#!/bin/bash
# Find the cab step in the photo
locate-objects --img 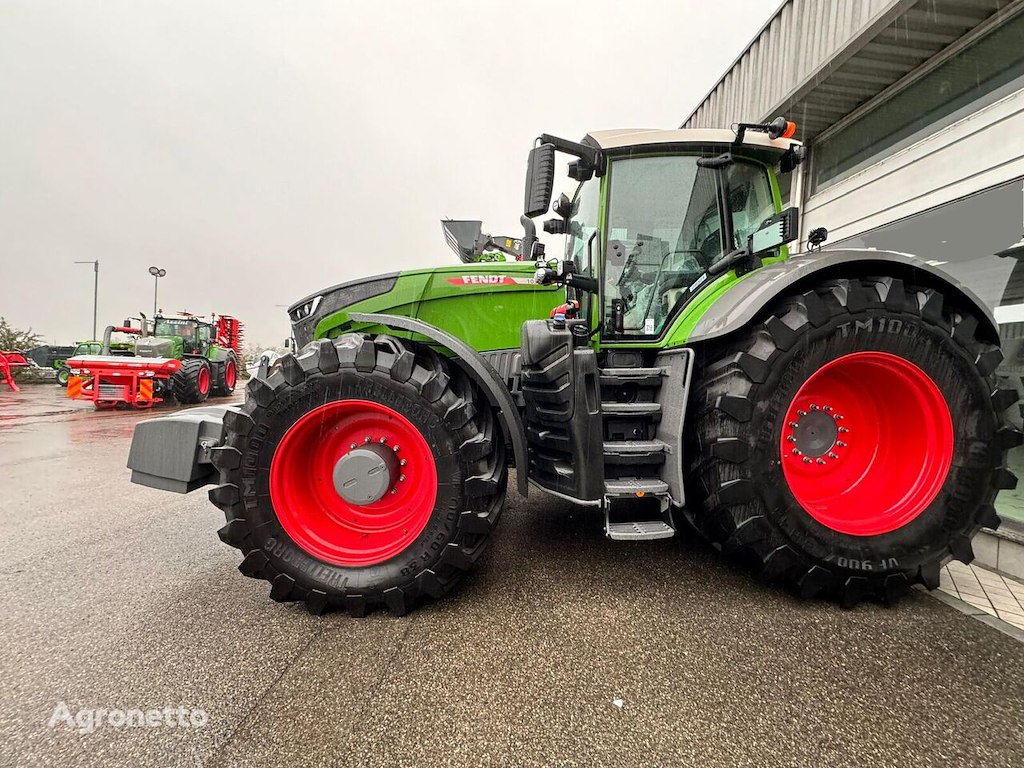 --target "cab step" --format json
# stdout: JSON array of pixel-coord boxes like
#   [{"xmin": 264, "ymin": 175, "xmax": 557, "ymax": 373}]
[
  {"xmin": 604, "ymin": 478, "xmax": 669, "ymax": 497},
  {"xmin": 601, "ymin": 402, "xmax": 661, "ymax": 416},
  {"xmin": 606, "ymin": 520, "xmax": 676, "ymax": 541},
  {"xmin": 603, "ymin": 439, "xmax": 667, "ymax": 454},
  {"xmin": 603, "ymin": 439, "xmax": 668, "ymax": 467},
  {"xmin": 599, "ymin": 367, "xmax": 664, "ymax": 388}
]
